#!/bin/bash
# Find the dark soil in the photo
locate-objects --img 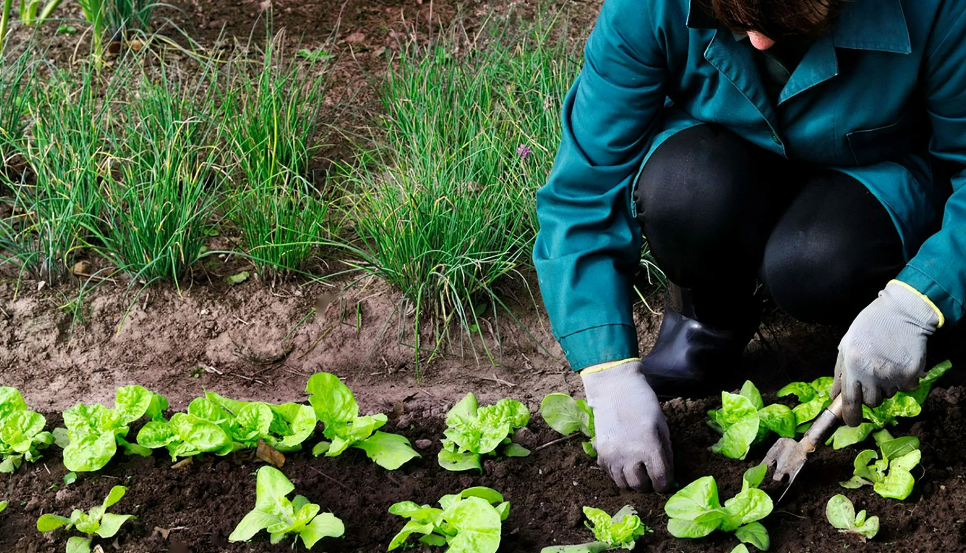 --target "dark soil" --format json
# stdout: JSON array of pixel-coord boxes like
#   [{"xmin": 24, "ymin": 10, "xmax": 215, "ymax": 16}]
[{"xmin": 3, "ymin": 386, "xmax": 966, "ymax": 553}]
